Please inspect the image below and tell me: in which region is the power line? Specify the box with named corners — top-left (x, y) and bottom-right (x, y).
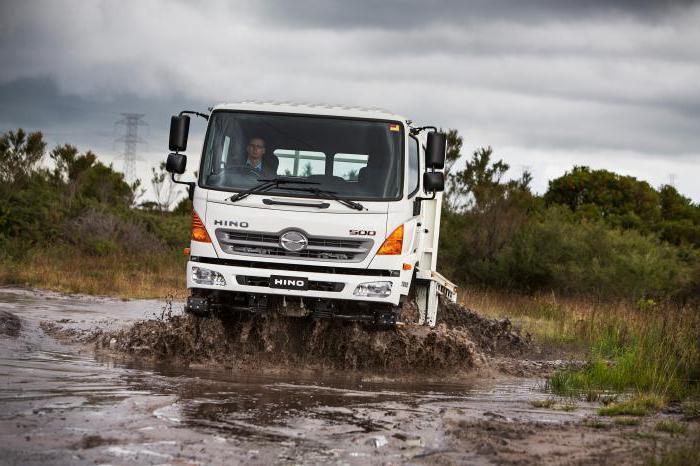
top-left (115, 113), bottom-right (148, 183)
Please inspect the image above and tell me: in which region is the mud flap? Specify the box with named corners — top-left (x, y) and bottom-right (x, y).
top-left (415, 280), bottom-right (438, 327)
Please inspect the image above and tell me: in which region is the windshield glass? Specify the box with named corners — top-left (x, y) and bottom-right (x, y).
top-left (200, 111), bottom-right (403, 200)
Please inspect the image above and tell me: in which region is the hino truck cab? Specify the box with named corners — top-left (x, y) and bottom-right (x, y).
top-left (165, 101), bottom-right (456, 326)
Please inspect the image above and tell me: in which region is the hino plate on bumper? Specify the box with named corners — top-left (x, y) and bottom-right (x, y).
top-left (269, 275), bottom-right (309, 291)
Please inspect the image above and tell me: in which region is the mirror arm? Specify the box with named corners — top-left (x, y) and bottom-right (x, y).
top-left (171, 173), bottom-right (196, 200)
top-left (409, 125), bottom-right (437, 136)
top-left (415, 191), bottom-right (437, 202)
top-left (179, 110), bottom-right (209, 121)
top-left (412, 190), bottom-right (437, 216)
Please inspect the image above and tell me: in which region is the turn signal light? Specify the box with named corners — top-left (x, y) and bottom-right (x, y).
top-left (192, 210), bottom-right (211, 243)
top-left (377, 224), bottom-right (404, 255)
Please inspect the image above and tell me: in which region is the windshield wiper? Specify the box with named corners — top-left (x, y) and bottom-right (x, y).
top-left (284, 186), bottom-right (365, 211)
top-left (228, 177), bottom-right (319, 203)
top-left (228, 178), bottom-right (364, 210)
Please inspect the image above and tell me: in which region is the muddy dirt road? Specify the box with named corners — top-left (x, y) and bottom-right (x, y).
top-left (0, 287), bottom-right (692, 465)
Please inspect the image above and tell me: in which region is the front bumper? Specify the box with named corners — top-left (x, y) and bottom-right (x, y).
top-left (186, 260), bottom-right (406, 305)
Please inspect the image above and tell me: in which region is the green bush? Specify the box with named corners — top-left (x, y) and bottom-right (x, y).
top-left (498, 207), bottom-right (690, 298)
top-left (132, 210), bottom-right (191, 248)
top-left (440, 204), bottom-right (692, 299)
top-left (62, 208), bottom-right (166, 256)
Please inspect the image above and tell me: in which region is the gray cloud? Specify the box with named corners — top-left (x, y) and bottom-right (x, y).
top-left (0, 0), bottom-right (698, 200)
top-left (251, 0), bottom-right (700, 29)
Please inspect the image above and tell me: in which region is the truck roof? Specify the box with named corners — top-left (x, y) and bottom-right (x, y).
top-left (212, 101), bottom-right (408, 123)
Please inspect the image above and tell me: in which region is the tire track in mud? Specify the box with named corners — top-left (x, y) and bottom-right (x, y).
top-left (85, 301), bottom-right (530, 372)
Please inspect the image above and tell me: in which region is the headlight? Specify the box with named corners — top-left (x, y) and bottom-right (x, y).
top-left (192, 266), bottom-right (226, 286)
top-left (353, 281), bottom-right (392, 298)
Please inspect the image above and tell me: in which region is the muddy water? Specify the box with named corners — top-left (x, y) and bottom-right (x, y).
top-left (0, 287), bottom-right (593, 465)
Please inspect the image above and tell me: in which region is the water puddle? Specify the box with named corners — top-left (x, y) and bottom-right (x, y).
top-left (0, 286), bottom-right (592, 465)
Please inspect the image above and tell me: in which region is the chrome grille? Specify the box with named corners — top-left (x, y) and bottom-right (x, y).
top-left (216, 229), bottom-right (373, 262)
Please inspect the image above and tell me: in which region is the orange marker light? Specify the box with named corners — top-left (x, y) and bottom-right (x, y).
top-left (377, 224), bottom-right (404, 255)
top-left (402, 263), bottom-right (412, 270)
top-left (191, 210), bottom-right (212, 243)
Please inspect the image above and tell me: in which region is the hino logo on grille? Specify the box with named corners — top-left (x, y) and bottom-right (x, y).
top-left (214, 220), bottom-right (249, 228)
top-left (279, 230), bottom-right (308, 252)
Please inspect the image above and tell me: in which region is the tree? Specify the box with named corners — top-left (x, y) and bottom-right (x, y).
top-left (444, 128), bottom-right (463, 176)
top-left (438, 140), bottom-right (534, 281)
top-left (443, 129), bottom-right (463, 209)
top-left (0, 129), bottom-right (46, 185)
top-left (448, 146), bottom-right (531, 213)
top-left (49, 144), bottom-right (135, 208)
top-left (657, 184), bottom-right (700, 247)
top-left (150, 162), bottom-right (176, 213)
top-left (544, 166), bottom-right (661, 230)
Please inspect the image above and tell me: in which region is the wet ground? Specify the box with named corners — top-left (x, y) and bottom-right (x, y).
top-left (0, 287), bottom-right (694, 465)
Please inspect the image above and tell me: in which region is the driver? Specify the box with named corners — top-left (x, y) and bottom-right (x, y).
top-left (245, 137), bottom-right (269, 175)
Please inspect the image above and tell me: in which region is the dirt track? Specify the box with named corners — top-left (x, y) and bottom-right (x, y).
top-left (1, 287), bottom-right (696, 465)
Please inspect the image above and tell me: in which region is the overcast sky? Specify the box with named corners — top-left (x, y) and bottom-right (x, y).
top-left (1, 0), bottom-right (699, 202)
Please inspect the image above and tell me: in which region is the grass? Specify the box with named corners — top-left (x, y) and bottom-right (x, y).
top-left (582, 419), bottom-right (608, 429)
top-left (548, 311), bottom-right (699, 401)
top-left (463, 290), bottom-right (700, 403)
top-left (624, 431), bottom-right (657, 440)
top-left (598, 394), bottom-right (666, 417)
top-left (655, 420), bottom-right (687, 435)
top-left (613, 417), bottom-right (642, 426)
top-left (459, 290), bottom-right (588, 347)
top-left (530, 398), bottom-right (556, 408)
top-left (648, 432), bottom-right (700, 465)
top-left (0, 247), bottom-right (188, 299)
top-left (557, 403), bottom-right (578, 412)
top-left (530, 398), bottom-right (577, 411)
top-left (681, 401), bottom-right (700, 420)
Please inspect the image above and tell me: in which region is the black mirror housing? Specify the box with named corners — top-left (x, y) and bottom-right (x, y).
top-left (166, 152), bottom-right (187, 175)
top-left (426, 132), bottom-right (446, 169)
top-left (423, 172), bottom-right (444, 192)
top-left (169, 115), bottom-right (190, 152)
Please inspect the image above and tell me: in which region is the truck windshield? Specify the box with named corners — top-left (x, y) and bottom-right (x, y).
top-left (199, 111), bottom-right (403, 200)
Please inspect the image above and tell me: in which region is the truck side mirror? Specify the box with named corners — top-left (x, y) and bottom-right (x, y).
top-left (425, 132), bottom-right (446, 169)
top-left (169, 115), bottom-right (190, 152)
top-left (166, 152), bottom-right (187, 175)
top-left (423, 172), bottom-right (444, 192)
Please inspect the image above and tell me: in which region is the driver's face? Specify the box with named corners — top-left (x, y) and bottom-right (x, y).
top-left (247, 138), bottom-right (265, 162)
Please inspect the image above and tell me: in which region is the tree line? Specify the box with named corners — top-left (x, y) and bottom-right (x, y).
top-left (438, 130), bottom-right (700, 301)
top-left (1, 127), bottom-right (698, 301)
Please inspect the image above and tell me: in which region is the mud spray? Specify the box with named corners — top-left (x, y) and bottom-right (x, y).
top-left (87, 299), bottom-right (530, 373)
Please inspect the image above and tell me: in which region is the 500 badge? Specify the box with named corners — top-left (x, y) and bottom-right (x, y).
top-left (349, 230), bottom-right (376, 236)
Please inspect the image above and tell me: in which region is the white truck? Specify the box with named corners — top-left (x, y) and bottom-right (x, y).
top-left (165, 101), bottom-right (456, 326)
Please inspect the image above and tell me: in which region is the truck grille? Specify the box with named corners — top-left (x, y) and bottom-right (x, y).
top-left (215, 229), bottom-right (373, 262)
top-left (235, 275), bottom-right (344, 292)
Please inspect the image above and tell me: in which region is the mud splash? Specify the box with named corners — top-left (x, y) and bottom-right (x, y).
top-left (437, 299), bottom-right (531, 356)
top-left (92, 301), bottom-right (529, 373)
top-left (0, 310), bottom-right (21, 337)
